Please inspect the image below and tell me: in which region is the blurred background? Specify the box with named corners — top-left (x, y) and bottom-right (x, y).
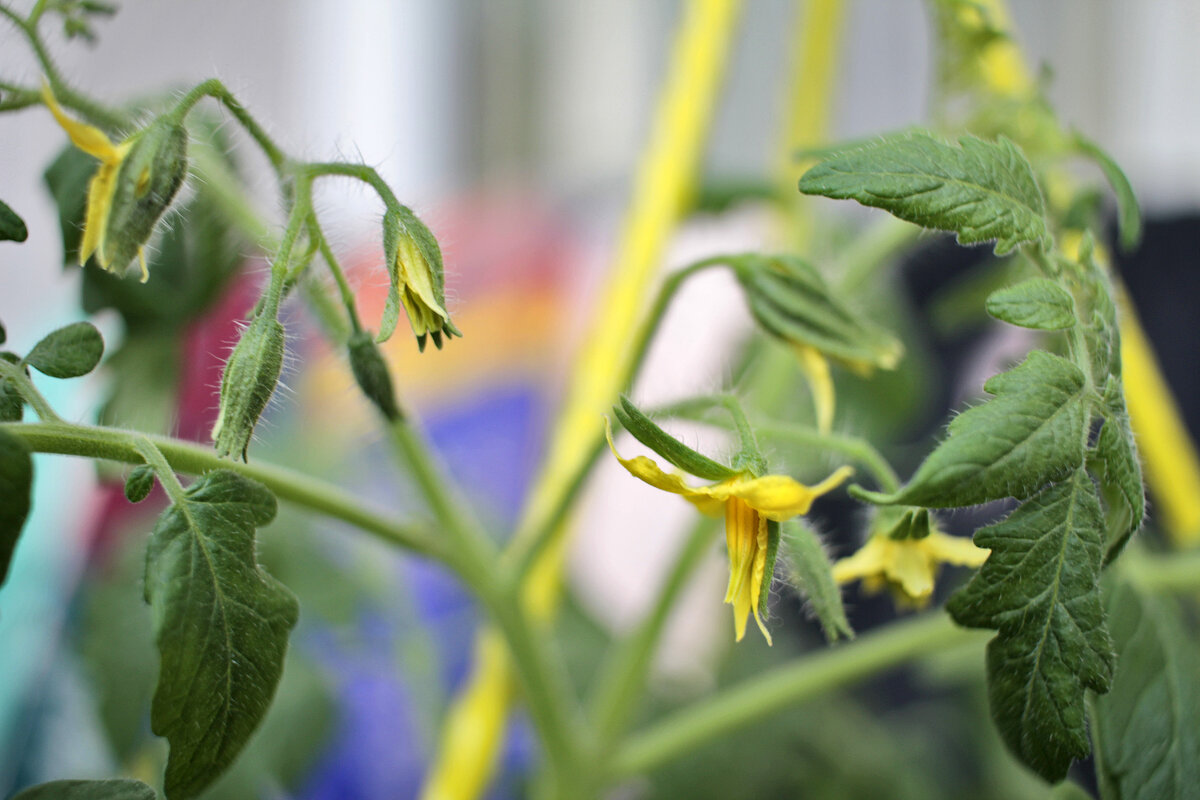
top-left (2, 1), bottom-right (1198, 798)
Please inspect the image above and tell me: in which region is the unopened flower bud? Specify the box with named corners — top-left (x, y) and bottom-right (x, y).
top-left (347, 329), bottom-right (401, 421)
top-left (379, 207), bottom-right (461, 351)
top-left (211, 314), bottom-right (285, 461)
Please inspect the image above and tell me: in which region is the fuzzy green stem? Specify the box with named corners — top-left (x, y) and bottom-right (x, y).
top-left (310, 219), bottom-right (364, 333)
top-left (611, 613), bottom-right (984, 779)
top-left (303, 161), bottom-right (403, 211)
top-left (2, 420), bottom-right (437, 556)
top-left (0, 360), bottom-right (62, 423)
top-left (132, 437), bottom-right (188, 505)
top-left (170, 79), bottom-right (288, 174)
top-left (754, 421), bottom-right (901, 493)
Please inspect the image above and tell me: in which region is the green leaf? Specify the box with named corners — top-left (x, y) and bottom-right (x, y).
top-left (125, 464), bottom-right (156, 503)
top-left (0, 376), bottom-right (22, 422)
top-left (0, 428), bottom-right (34, 588)
top-left (1073, 132), bottom-right (1142, 252)
top-left (43, 145), bottom-right (95, 266)
top-left (613, 395), bottom-right (739, 481)
top-left (799, 132), bottom-right (1050, 254)
top-left (24, 321), bottom-right (105, 378)
top-left (947, 470), bottom-right (1113, 782)
top-left (144, 469), bottom-right (299, 799)
top-left (1090, 379), bottom-right (1145, 562)
top-left (855, 350), bottom-right (1088, 508)
top-left (985, 278), bottom-right (1077, 330)
top-left (736, 254), bottom-right (903, 369)
top-left (780, 521), bottom-right (853, 641)
top-left (0, 198), bottom-right (28, 242)
top-left (1092, 582), bottom-right (1200, 800)
top-left (11, 778), bottom-right (157, 800)
top-left (0, 320), bottom-right (6, 345)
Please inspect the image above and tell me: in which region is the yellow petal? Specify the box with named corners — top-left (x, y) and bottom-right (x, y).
top-left (603, 417), bottom-right (724, 515)
top-left (887, 541), bottom-right (935, 600)
top-left (41, 82), bottom-right (122, 163)
top-left (922, 530), bottom-right (990, 567)
top-left (396, 237), bottom-right (450, 321)
top-left (727, 465), bottom-right (853, 520)
top-left (795, 344), bottom-right (834, 434)
top-left (831, 535), bottom-right (888, 584)
top-left (80, 162), bottom-right (119, 266)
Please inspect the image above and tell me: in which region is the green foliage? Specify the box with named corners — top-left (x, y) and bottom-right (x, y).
top-left (125, 463), bottom-right (156, 502)
top-left (24, 321), bottom-right (105, 378)
top-left (947, 470), bottom-right (1113, 782)
top-left (733, 254), bottom-right (902, 368)
top-left (985, 278), bottom-right (1076, 330)
top-left (1072, 133), bottom-right (1143, 251)
top-left (0, 197), bottom-right (28, 242)
top-left (0, 427), bottom-right (34, 587)
top-left (1092, 582), bottom-right (1200, 800)
top-left (1091, 381), bottom-right (1145, 561)
top-left (855, 351), bottom-right (1088, 508)
top-left (11, 779), bottom-right (156, 800)
top-left (779, 521), bottom-right (852, 641)
top-left (144, 470), bottom-right (299, 799)
top-left (798, 132), bottom-right (1050, 254)
top-left (0, 357), bottom-right (23, 421)
top-left (613, 395), bottom-right (739, 481)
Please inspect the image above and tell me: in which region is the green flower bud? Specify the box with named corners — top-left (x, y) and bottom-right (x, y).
top-left (211, 314), bottom-right (286, 461)
top-left (348, 329), bottom-right (401, 421)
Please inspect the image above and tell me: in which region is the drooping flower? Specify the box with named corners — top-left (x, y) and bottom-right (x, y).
top-left (42, 83), bottom-right (187, 281)
top-left (381, 207), bottom-right (461, 350)
top-left (606, 418), bottom-right (852, 643)
top-left (832, 524), bottom-right (989, 607)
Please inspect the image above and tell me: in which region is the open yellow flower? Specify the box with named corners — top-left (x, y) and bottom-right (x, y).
top-left (42, 83), bottom-right (134, 274)
top-left (606, 419), bottom-right (852, 643)
top-left (832, 528), bottom-right (988, 607)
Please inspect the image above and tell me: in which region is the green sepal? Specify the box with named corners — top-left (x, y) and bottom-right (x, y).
top-left (0, 198), bottom-right (28, 242)
top-left (1092, 582), bottom-right (1200, 800)
top-left (613, 395), bottom-right (738, 481)
top-left (24, 321), bottom-right (105, 379)
top-left (779, 520), bottom-right (853, 641)
top-left (124, 464), bottom-right (156, 503)
top-left (877, 506), bottom-right (931, 541)
top-left (212, 314), bottom-right (286, 461)
top-left (799, 131), bottom-right (1051, 254)
top-left (144, 469), bottom-right (298, 799)
top-left (734, 254), bottom-right (903, 368)
top-left (947, 469), bottom-right (1113, 782)
top-left (985, 278), bottom-right (1077, 330)
top-left (347, 329), bottom-right (401, 421)
top-left (757, 519), bottom-right (782, 621)
top-left (99, 118), bottom-right (189, 276)
top-left (0, 427), bottom-right (34, 588)
top-left (1072, 132), bottom-right (1142, 251)
top-left (10, 778), bottom-right (157, 800)
top-left (854, 350), bottom-right (1088, 508)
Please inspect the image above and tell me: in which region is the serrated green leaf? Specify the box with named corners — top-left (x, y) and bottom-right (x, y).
top-left (798, 132), bottom-right (1050, 254)
top-left (0, 198), bottom-right (28, 242)
top-left (24, 321), bottom-right (105, 378)
top-left (737, 254), bottom-right (903, 369)
top-left (1073, 133), bottom-right (1142, 252)
top-left (857, 350), bottom-right (1088, 508)
top-left (1092, 582), bottom-right (1200, 800)
top-left (145, 469), bottom-right (299, 799)
top-left (11, 778), bottom-right (157, 800)
top-left (985, 278), bottom-right (1077, 330)
top-left (0, 428), bottom-right (34, 588)
top-left (613, 395), bottom-right (738, 481)
top-left (780, 520), bottom-right (853, 641)
top-left (1090, 381), bottom-right (1144, 562)
top-left (947, 470), bottom-right (1113, 782)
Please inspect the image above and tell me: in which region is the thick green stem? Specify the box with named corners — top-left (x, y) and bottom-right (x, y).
top-left (2, 420), bottom-right (437, 556)
top-left (611, 612), bottom-right (985, 780)
top-left (0, 360), bottom-right (62, 423)
top-left (132, 437), bottom-right (188, 505)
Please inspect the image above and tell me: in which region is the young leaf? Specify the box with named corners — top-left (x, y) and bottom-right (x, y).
top-left (798, 132), bottom-right (1050, 254)
top-left (145, 469), bottom-right (299, 799)
top-left (0, 428), bottom-right (34, 588)
top-left (0, 374), bottom-right (23, 422)
top-left (985, 278), bottom-right (1076, 330)
top-left (1092, 582), bottom-right (1200, 800)
top-left (0, 198), bottom-right (28, 243)
top-left (779, 521), bottom-right (853, 641)
top-left (855, 350), bottom-right (1088, 508)
top-left (1072, 132), bottom-right (1142, 252)
top-left (613, 395), bottom-right (738, 481)
top-left (947, 470), bottom-right (1113, 782)
top-left (11, 779), bottom-right (157, 800)
top-left (124, 463), bottom-right (156, 503)
top-left (1090, 379), bottom-right (1145, 562)
top-left (25, 321), bottom-right (105, 378)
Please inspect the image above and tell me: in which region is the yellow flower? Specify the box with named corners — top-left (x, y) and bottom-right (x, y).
top-left (42, 83), bottom-right (133, 273)
top-left (832, 528), bottom-right (989, 607)
top-left (381, 208), bottom-right (462, 350)
top-left (606, 419), bottom-right (852, 643)
top-left (42, 83), bottom-right (188, 282)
